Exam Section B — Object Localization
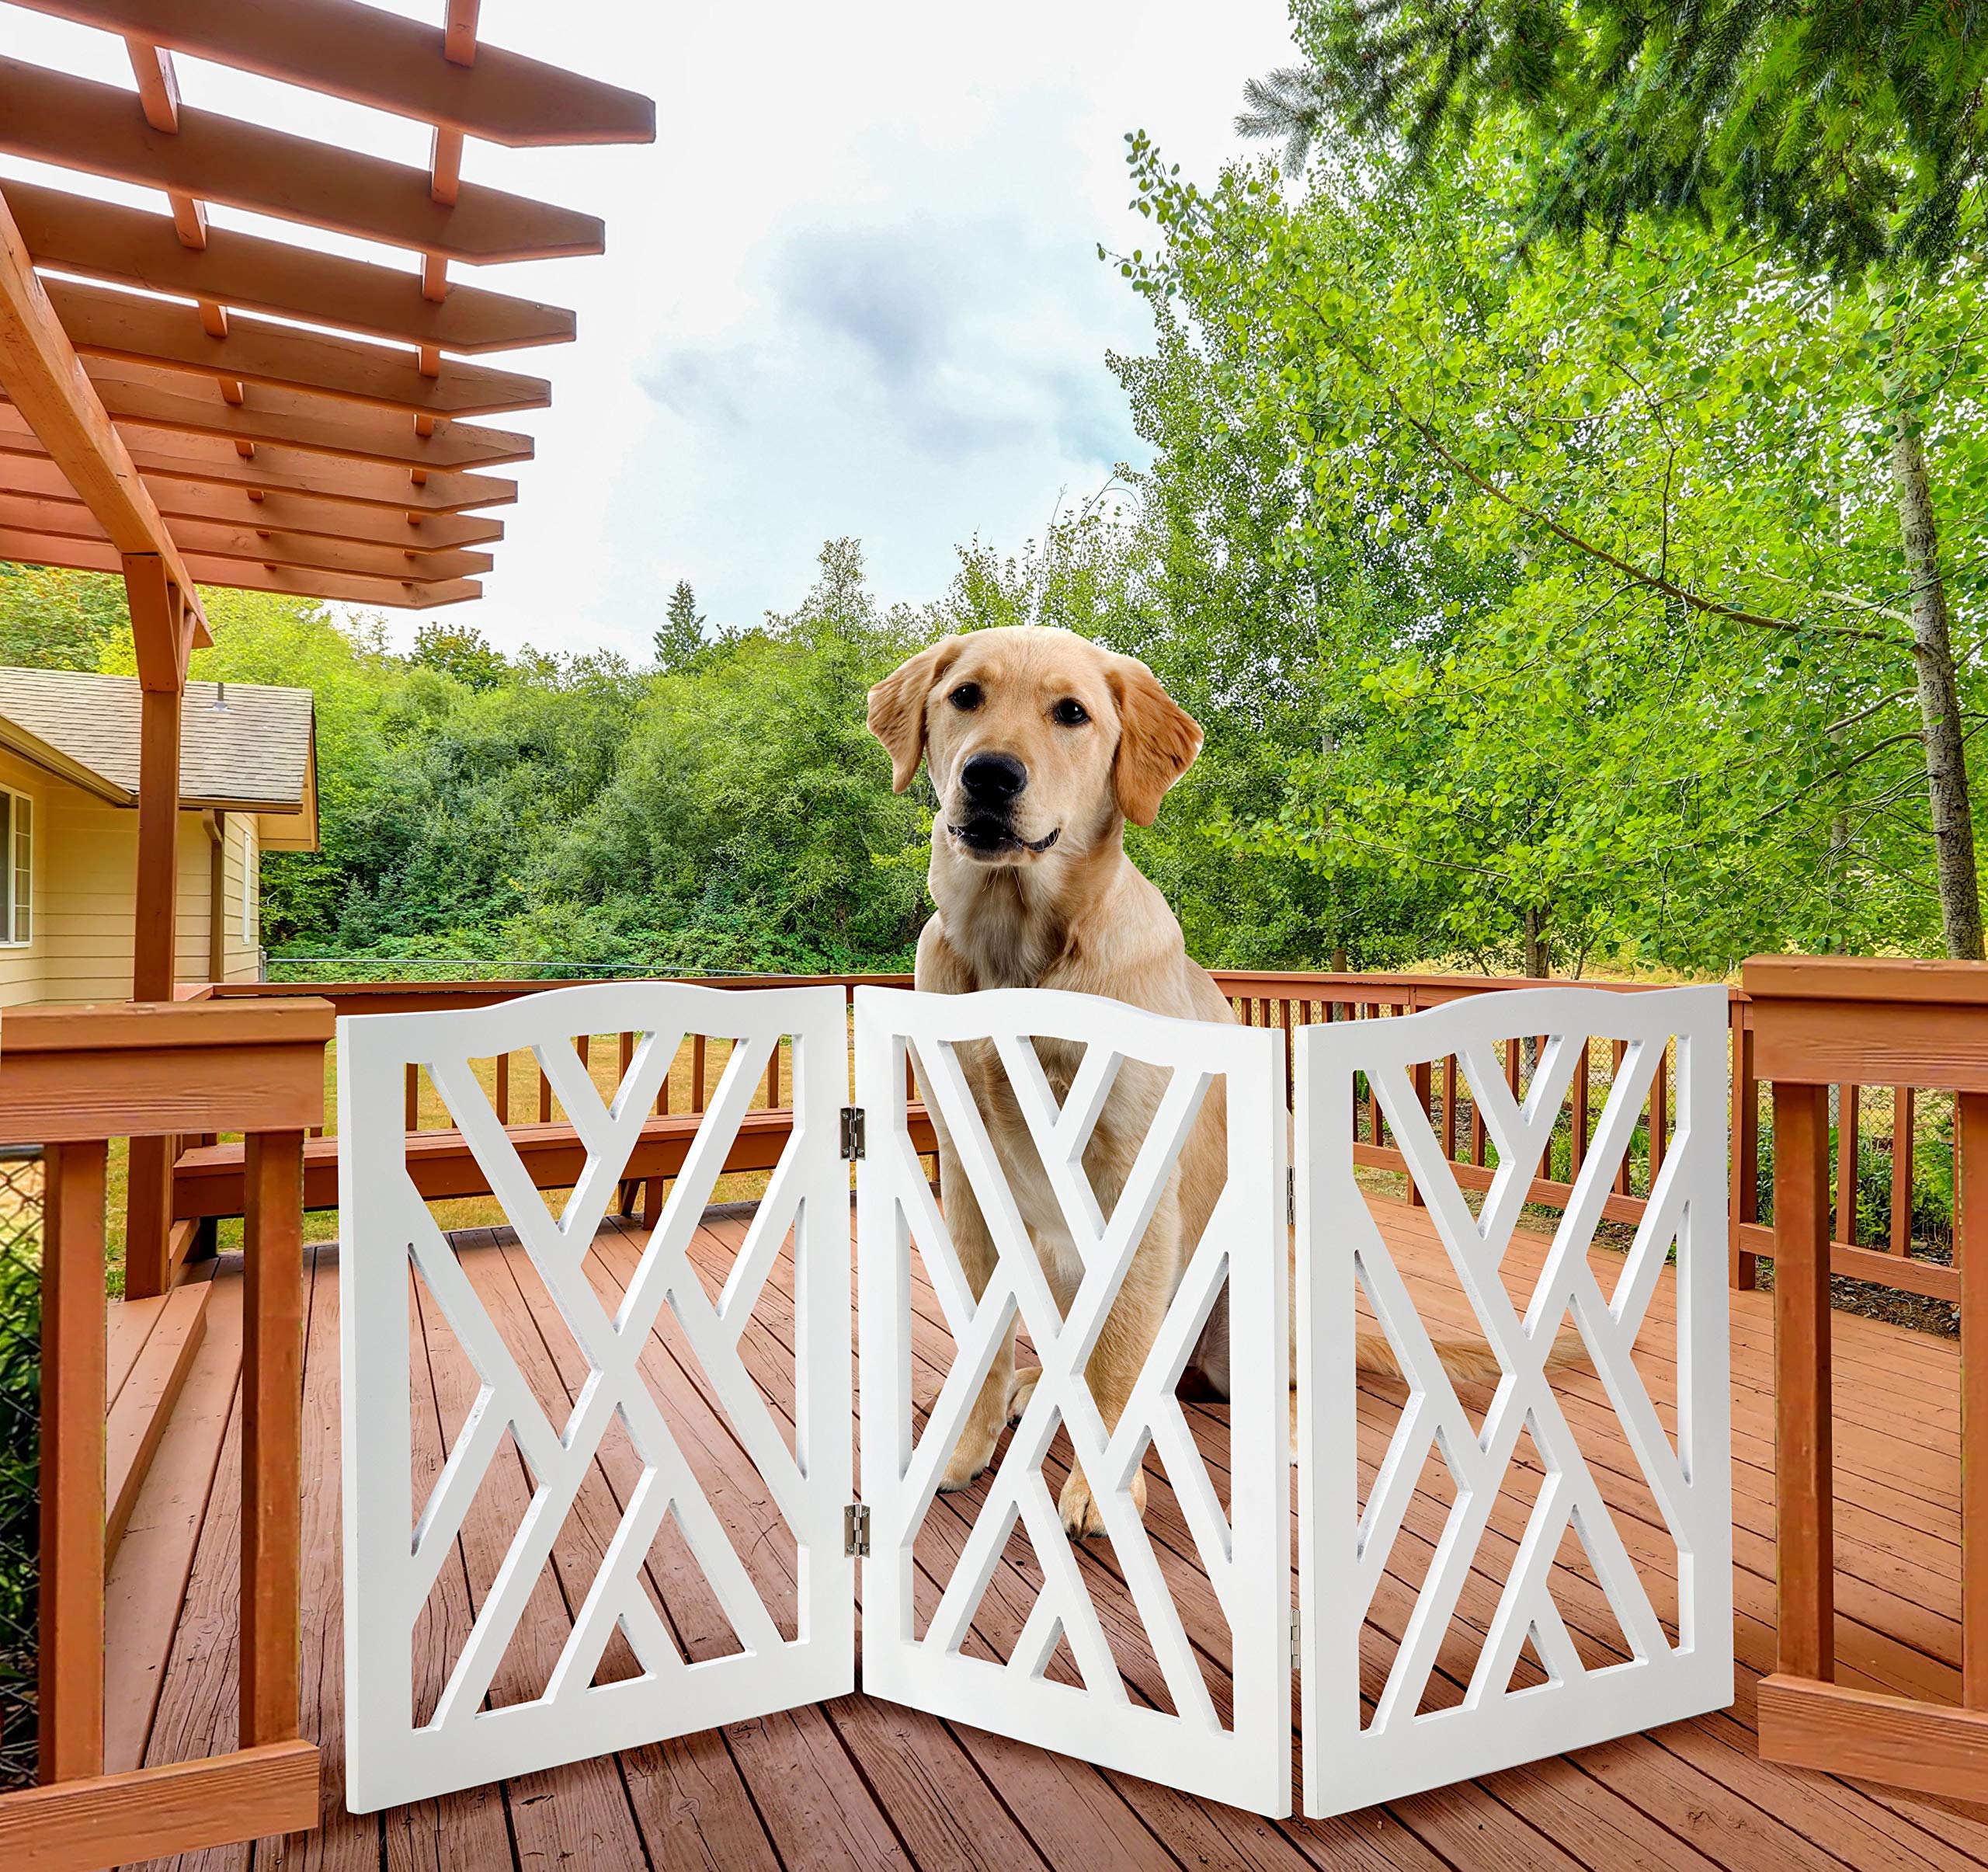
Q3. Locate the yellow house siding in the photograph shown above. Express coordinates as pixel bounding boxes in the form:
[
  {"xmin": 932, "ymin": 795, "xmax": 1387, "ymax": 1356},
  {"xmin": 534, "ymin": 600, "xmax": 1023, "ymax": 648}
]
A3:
[
  {"xmin": 39, "ymin": 779, "xmax": 136, "ymax": 1003},
  {"xmin": 36, "ymin": 785, "xmax": 263, "ymax": 1003},
  {"xmin": 219, "ymin": 812, "xmax": 261, "ymax": 983},
  {"xmin": 0, "ymin": 747, "xmax": 43, "ymax": 1007}
]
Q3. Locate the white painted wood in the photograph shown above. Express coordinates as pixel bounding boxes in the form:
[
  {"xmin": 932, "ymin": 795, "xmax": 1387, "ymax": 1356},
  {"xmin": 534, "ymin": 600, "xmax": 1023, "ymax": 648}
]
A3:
[
  {"xmin": 339, "ymin": 982, "xmax": 853, "ymax": 1814},
  {"xmin": 1296, "ymin": 985, "xmax": 1733, "ymax": 1817},
  {"xmin": 854, "ymin": 985, "xmax": 1291, "ymax": 1818}
]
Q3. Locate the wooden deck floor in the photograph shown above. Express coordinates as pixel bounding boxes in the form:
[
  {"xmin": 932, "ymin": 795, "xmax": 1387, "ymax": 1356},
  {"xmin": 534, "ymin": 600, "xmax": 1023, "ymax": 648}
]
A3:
[{"xmin": 102, "ymin": 1195, "xmax": 1988, "ymax": 1872}]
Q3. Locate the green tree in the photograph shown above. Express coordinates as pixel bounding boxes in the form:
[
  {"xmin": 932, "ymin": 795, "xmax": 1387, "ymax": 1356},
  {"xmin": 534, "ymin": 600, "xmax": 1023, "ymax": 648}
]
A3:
[
  {"xmin": 1253, "ymin": 0, "xmax": 1988, "ymax": 956},
  {"xmin": 0, "ymin": 562, "xmax": 126, "ymax": 669},
  {"xmin": 653, "ymin": 579, "xmax": 707, "ymax": 670},
  {"xmin": 1281, "ymin": 0, "xmax": 1988, "ymax": 274},
  {"xmin": 411, "ymin": 620, "xmax": 507, "ymax": 691},
  {"xmin": 1116, "ymin": 137, "xmax": 1970, "ymax": 969}
]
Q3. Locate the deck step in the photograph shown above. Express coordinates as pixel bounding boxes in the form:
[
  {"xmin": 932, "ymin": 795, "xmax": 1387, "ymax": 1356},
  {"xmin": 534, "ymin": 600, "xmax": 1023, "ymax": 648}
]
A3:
[{"xmin": 106, "ymin": 1279, "xmax": 213, "ymax": 1563}]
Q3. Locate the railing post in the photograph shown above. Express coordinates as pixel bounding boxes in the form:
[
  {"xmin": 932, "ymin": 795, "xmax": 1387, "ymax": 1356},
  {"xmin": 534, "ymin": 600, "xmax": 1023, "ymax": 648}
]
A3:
[
  {"xmin": 1774, "ymin": 1078, "xmax": 1834, "ymax": 1686},
  {"xmin": 241, "ymin": 1128, "xmax": 304, "ymax": 1748},
  {"xmin": 1960, "ymin": 1092, "xmax": 1988, "ymax": 1707},
  {"xmin": 39, "ymin": 1139, "xmax": 108, "ymax": 1783},
  {"xmin": 123, "ymin": 1133, "xmax": 173, "ymax": 1301}
]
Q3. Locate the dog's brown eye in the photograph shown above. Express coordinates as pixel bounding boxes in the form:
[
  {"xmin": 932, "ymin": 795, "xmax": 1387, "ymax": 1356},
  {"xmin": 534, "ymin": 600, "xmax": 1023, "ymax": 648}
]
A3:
[
  {"xmin": 949, "ymin": 683, "xmax": 982, "ymax": 711},
  {"xmin": 1052, "ymin": 697, "xmax": 1088, "ymax": 726}
]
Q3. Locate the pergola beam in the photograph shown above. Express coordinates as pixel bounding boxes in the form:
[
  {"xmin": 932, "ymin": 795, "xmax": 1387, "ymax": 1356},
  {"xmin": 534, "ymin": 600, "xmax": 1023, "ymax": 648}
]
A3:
[
  {"xmin": 15, "ymin": 0, "xmax": 655, "ymax": 148},
  {"xmin": 53, "ymin": 361, "xmax": 537, "ymax": 468},
  {"xmin": 6, "ymin": 182, "xmax": 576, "ymax": 354},
  {"xmin": 45, "ymin": 276, "xmax": 553, "ymax": 416},
  {"xmin": 0, "ymin": 525, "xmax": 481, "ymax": 607},
  {"xmin": 0, "ymin": 58, "xmax": 607, "ymax": 264},
  {"xmin": 0, "ymin": 415, "xmax": 518, "ymax": 511}
]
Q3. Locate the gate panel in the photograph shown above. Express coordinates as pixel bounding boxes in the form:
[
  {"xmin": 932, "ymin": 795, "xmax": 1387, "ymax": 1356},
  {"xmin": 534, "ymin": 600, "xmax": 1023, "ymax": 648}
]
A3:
[
  {"xmin": 1296, "ymin": 985, "xmax": 1733, "ymax": 1815},
  {"xmin": 340, "ymin": 982, "xmax": 850, "ymax": 1814},
  {"xmin": 855, "ymin": 985, "xmax": 1291, "ymax": 1817}
]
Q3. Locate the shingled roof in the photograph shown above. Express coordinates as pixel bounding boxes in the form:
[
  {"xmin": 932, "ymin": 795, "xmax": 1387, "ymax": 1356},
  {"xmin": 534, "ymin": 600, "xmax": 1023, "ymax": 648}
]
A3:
[{"xmin": 0, "ymin": 664, "xmax": 315, "ymax": 816}]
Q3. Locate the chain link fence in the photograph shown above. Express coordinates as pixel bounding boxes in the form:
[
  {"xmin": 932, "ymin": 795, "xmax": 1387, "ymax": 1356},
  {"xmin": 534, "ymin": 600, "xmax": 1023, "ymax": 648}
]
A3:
[{"xmin": 0, "ymin": 1146, "xmax": 42, "ymax": 1790}]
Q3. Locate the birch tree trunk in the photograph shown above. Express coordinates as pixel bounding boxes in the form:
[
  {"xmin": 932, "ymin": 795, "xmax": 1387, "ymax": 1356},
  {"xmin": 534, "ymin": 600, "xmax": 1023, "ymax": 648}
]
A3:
[{"xmin": 1891, "ymin": 413, "xmax": 1984, "ymax": 959}]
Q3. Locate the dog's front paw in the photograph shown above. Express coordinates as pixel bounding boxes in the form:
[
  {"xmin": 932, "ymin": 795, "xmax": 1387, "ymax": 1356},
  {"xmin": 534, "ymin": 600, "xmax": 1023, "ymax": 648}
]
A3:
[
  {"xmin": 1057, "ymin": 1463, "xmax": 1146, "ymax": 1540},
  {"xmin": 1007, "ymin": 1364, "xmax": 1042, "ymax": 1424},
  {"xmin": 937, "ymin": 1421, "xmax": 1002, "ymax": 1494}
]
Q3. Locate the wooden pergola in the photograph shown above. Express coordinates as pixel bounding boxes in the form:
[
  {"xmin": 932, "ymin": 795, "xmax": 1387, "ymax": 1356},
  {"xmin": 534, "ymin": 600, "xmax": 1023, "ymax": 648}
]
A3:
[{"xmin": 0, "ymin": 0, "xmax": 652, "ymax": 1292}]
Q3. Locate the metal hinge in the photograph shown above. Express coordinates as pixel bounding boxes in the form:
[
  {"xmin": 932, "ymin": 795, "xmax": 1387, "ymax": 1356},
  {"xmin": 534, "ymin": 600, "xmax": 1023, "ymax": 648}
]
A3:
[
  {"xmin": 840, "ymin": 1106, "xmax": 866, "ymax": 1160},
  {"xmin": 844, "ymin": 1502, "xmax": 871, "ymax": 1557}
]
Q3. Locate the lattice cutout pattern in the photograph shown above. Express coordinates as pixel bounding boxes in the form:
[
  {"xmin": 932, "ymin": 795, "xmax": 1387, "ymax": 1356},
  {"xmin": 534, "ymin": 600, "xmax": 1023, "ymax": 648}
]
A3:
[
  {"xmin": 341, "ymin": 982, "xmax": 851, "ymax": 1815},
  {"xmin": 855, "ymin": 986, "xmax": 1291, "ymax": 1818},
  {"xmin": 1296, "ymin": 984, "xmax": 1733, "ymax": 1817}
]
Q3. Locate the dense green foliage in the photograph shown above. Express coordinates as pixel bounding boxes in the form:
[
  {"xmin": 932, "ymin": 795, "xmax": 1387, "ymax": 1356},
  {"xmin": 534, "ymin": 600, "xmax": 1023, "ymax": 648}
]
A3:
[{"xmin": 1268, "ymin": 0, "xmax": 1988, "ymax": 276}]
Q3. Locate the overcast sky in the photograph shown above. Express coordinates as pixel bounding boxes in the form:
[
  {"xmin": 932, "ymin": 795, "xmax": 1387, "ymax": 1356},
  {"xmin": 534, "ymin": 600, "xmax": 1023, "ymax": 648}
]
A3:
[{"xmin": 2, "ymin": 2, "xmax": 1296, "ymax": 658}]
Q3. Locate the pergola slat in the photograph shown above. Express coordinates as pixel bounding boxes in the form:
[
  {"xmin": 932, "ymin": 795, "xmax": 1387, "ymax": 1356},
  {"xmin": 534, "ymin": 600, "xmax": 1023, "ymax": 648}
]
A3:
[
  {"xmin": 5, "ymin": 182, "xmax": 575, "ymax": 354},
  {"xmin": 0, "ymin": 495, "xmax": 493, "ymax": 579},
  {"xmin": 0, "ymin": 456, "xmax": 505, "ymax": 545},
  {"xmin": 44, "ymin": 277, "xmax": 553, "ymax": 416},
  {"xmin": 0, "ymin": 415, "xmax": 519, "ymax": 512},
  {"xmin": 0, "ymin": 524, "xmax": 481, "ymax": 607},
  {"xmin": 0, "ymin": 58, "xmax": 607, "ymax": 264},
  {"xmin": 56, "ymin": 362, "xmax": 536, "ymax": 468},
  {"xmin": 16, "ymin": 0, "xmax": 656, "ymax": 148}
]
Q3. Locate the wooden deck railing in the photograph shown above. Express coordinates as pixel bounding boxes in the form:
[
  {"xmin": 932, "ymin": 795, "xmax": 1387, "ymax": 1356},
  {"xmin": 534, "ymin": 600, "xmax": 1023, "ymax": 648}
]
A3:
[
  {"xmin": 0, "ymin": 998, "xmax": 331, "ymax": 1872},
  {"xmin": 188, "ymin": 967, "xmax": 1767, "ymax": 1279},
  {"xmin": 1746, "ymin": 956, "xmax": 1988, "ymax": 1799},
  {"xmin": 179, "ymin": 968, "xmax": 1976, "ymax": 1327}
]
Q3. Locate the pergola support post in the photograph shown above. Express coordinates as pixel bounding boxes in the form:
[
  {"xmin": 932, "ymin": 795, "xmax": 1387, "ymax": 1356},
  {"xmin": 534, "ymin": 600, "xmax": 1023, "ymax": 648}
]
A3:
[{"xmin": 125, "ymin": 549, "xmax": 188, "ymax": 1298}]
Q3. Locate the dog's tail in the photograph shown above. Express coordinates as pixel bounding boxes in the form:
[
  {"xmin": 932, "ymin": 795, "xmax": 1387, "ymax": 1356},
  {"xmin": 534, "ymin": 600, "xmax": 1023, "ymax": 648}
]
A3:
[{"xmin": 1352, "ymin": 1329, "xmax": 1588, "ymax": 1387}]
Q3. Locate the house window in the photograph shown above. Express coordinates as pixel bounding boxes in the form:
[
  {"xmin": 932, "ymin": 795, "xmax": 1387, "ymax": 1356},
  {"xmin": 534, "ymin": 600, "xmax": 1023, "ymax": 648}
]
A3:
[
  {"xmin": 0, "ymin": 788, "xmax": 30, "ymax": 945},
  {"xmin": 241, "ymin": 820, "xmax": 254, "ymax": 945}
]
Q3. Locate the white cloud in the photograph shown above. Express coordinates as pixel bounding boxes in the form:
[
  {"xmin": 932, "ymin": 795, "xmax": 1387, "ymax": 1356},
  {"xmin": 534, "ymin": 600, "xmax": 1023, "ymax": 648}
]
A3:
[{"xmin": 0, "ymin": 0, "xmax": 1295, "ymax": 655}]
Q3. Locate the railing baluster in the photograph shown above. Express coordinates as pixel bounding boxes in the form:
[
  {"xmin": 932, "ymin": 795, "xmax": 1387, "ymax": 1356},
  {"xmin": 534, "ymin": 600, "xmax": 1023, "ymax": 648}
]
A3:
[
  {"xmin": 1367, "ymin": 1009, "xmax": 1382, "ymax": 1146},
  {"xmin": 1892, "ymin": 1085, "xmax": 1915, "ymax": 1257},
  {"xmin": 241, "ymin": 1128, "xmax": 304, "ymax": 1747},
  {"xmin": 1731, "ymin": 1010, "xmax": 1759, "ymax": 1290},
  {"xmin": 1442, "ymin": 1053, "xmax": 1458, "ymax": 1162},
  {"xmin": 495, "ymin": 1050, "xmax": 510, "ymax": 1125},
  {"xmin": 1570, "ymin": 1038, "xmax": 1589, "ymax": 1181},
  {"xmin": 693, "ymin": 1033, "xmax": 707, "ymax": 1112},
  {"xmin": 1613, "ymin": 1039, "xmax": 1632, "ymax": 1196},
  {"xmin": 39, "ymin": 1138, "xmax": 108, "ymax": 1784},
  {"xmin": 1837, "ymin": 1084, "xmax": 1860, "ymax": 1247},
  {"xmin": 404, "ymin": 1063, "xmax": 419, "ymax": 1133},
  {"xmin": 1649, "ymin": 1039, "xmax": 1668, "ymax": 1191},
  {"xmin": 766, "ymin": 1036, "xmax": 781, "ymax": 1110},
  {"xmin": 539, "ymin": 1056, "xmax": 553, "ymax": 1124},
  {"xmin": 1409, "ymin": 1059, "xmax": 1432, "ymax": 1206}
]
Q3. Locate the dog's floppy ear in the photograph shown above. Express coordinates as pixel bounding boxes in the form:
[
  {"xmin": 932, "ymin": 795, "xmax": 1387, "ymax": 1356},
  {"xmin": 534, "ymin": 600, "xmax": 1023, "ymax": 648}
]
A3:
[
  {"xmin": 1108, "ymin": 656, "xmax": 1203, "ymax": 826},
  {"xmin": 867, "ymin": 635, "xmax": 964, "ymax": 792}
]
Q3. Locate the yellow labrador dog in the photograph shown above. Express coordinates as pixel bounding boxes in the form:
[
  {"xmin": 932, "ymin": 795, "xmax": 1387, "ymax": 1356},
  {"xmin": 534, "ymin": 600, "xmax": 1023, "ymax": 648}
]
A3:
[{"xmin": 868, "ymin": 625, "xmax": 1507, "ymax": 1538}]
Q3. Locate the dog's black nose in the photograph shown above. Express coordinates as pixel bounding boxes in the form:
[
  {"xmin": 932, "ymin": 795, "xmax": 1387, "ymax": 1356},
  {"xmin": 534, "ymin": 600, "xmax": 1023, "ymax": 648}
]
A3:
[{"xmin": 961, "ymin": 752, "xmax": 1027, "ymax": 802}]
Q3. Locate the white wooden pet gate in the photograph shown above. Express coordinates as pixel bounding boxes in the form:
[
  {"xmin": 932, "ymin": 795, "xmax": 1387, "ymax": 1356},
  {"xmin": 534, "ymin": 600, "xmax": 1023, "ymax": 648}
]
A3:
[{"xmin": 339, "ymin": 979, "xmax": 1732, "ymax": 1821}]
